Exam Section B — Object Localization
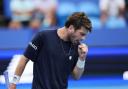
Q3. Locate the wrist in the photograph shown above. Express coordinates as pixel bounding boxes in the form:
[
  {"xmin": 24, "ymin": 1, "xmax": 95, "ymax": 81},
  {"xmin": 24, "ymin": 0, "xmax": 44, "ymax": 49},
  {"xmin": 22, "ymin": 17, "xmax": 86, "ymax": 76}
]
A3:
[
  {"xmin": 76, "ymin": 57, "xmax": 85, "ymax": 69},
  {"xmin": 11, "ymin": 75, "xmax": 20, "ymax": 84}
]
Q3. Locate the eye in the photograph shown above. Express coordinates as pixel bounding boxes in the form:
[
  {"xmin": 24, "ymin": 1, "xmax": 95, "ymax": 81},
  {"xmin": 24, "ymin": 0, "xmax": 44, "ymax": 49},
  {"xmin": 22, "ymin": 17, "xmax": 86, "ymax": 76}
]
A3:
[{"xmin": 80, "ymin": 33, "xmax": 85, "ymax": 36}]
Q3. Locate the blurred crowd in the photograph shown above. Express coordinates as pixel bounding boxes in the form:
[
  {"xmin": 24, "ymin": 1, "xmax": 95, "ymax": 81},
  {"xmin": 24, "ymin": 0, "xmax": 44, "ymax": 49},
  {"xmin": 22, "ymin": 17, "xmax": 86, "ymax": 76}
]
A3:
[
  {"xmin": 9, "ymin": 0, "xmax": 58, "ymax": 30},
  {"xmin": 0, "ymin": 0, "xmax": 58, "ymax": 31},
  {"xmin": 100, "ymin": 0, "xmax": 127, "ymax": 28},
  {"xmin": 0, "ymin": 0, "xmax": 128, "ymax": 31}
]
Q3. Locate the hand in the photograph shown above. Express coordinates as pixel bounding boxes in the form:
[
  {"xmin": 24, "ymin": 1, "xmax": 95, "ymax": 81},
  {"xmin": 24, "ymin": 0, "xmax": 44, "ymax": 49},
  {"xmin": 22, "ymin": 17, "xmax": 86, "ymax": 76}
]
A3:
[
  {"xmin": 9, "ymin": 83, "xmax": 16, "ymax": 89},
  {"xmin": 78, "ymin": 43, "xmax": 88, "ymax": 60}
]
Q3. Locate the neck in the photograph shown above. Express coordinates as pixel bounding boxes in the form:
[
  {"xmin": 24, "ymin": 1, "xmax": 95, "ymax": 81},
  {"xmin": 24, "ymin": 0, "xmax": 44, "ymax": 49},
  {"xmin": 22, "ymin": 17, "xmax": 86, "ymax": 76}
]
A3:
[{"xmin": 57, "ymin": 27, "xmax": 69, "ymax": 41}]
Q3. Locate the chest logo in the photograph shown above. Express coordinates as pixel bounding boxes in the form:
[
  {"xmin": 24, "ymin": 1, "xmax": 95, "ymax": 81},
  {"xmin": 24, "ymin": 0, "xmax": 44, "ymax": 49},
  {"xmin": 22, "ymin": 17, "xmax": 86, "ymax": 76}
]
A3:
[{"xmin": 69, "ymin": 56, "xmax": 72, "ymax": 60}]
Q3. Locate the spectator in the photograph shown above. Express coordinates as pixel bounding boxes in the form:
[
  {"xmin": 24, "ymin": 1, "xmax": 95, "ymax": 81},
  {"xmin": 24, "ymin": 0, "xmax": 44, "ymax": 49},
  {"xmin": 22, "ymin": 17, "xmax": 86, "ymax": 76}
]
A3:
[
  {"xmin": 10, "ymin": 0, "xmax": 35, "ymax": 28},
  {"xmin": 99, "ymin": 0, "xmax": 126, "ymax": 27},
  {"xmin": 8, "ymin": 20, "xmax": 22, "ymax": 30},
  {"xmin": 29, "ymin": 19, "xmax": 42, "ymax": 31},
  {"xmin": 125, "ymin": 0, "xmax": 128, "ymax": 25},
  {"xmin": 33, "ymin": 0, "xmax": 58, "ymax": 27}
]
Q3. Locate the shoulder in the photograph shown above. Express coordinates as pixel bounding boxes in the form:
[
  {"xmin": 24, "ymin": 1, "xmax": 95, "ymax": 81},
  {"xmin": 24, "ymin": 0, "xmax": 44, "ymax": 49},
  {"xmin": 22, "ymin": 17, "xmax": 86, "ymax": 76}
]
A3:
[{"xmin": 38, "ymin": 30, "xmax": 57, "ymax": 36}]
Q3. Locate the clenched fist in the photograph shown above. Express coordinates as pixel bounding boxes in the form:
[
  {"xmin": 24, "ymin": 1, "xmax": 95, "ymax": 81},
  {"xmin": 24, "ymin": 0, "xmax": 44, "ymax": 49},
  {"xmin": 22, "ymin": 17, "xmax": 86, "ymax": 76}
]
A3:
[{"xmin": 78, "ymin": 43, "xmax": 88, "ymax": 60}]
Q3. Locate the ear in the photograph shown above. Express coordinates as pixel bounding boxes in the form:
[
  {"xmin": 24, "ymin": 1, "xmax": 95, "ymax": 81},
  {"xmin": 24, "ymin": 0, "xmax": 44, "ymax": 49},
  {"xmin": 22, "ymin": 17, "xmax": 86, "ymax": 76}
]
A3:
[{"xmin": 68, "ymin": 25, "xmax": 75, "ymax": 32}]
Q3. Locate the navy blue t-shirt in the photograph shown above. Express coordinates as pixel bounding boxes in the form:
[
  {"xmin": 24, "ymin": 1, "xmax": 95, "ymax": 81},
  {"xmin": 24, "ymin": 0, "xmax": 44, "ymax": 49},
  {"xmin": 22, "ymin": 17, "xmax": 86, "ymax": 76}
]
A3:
[{"xmin": 24, "ymin": 30, "xmax": 79, "ymax": 89}]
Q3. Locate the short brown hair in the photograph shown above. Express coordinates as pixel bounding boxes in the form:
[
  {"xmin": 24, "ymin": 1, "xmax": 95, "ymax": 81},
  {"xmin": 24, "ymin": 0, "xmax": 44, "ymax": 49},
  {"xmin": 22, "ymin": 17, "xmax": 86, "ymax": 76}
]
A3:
[{"xmin": 65, "ymin": 12, "xmax": 92, "ymax": 32}]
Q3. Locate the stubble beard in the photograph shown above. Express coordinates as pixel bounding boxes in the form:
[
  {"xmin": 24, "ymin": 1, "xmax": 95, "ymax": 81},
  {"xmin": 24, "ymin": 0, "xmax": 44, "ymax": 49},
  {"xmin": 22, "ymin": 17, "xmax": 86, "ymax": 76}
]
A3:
[{"xmin": 69, "ymin": 35, "xmax": 79, "ymax": 45}]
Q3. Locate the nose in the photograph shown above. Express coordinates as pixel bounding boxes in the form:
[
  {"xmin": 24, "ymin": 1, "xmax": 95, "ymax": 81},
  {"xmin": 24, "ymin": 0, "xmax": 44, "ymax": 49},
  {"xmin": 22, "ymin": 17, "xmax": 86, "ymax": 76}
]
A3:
[{"xmin": 81, "ymin": 36, "xmax": 85, "ymax": 40}]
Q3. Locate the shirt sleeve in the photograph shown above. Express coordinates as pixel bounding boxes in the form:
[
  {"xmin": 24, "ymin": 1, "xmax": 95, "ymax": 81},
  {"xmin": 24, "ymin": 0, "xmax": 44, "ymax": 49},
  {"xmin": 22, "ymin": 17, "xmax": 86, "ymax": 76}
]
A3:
[{"xmin": 23, "ymin": 32, "xmax": 43, "ymax": 62}]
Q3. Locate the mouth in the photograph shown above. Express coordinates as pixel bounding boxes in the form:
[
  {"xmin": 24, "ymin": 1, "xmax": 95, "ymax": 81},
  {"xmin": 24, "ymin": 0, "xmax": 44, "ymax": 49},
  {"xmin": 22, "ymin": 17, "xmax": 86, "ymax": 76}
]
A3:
[{"xmin": 72, "ymin": 40, "xmax": 80, "ymax": 45}]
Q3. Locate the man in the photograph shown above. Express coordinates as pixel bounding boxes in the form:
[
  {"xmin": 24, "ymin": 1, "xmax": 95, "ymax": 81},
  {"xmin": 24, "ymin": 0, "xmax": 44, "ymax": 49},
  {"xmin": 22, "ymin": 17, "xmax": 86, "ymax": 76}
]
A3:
[{"xmin": 9, "ymin": 12, "xmax": 92, "ymax": 89}]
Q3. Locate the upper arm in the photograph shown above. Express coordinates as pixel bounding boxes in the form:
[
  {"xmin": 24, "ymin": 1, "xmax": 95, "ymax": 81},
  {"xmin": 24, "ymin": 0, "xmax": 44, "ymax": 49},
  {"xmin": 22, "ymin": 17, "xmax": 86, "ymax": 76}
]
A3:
[{"xmin": 23, "ymin": 32, "xmax": 43, "ymax": 62}]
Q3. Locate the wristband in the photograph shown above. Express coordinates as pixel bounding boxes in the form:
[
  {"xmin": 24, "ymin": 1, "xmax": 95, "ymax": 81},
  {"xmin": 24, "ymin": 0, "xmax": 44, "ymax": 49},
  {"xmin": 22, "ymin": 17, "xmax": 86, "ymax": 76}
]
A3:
[
  {"xmin": 11, "ymin": 75, "xmax": 20, "ymax": 84},
  {"xmin": 76, "ymin": 58, "xmax": 85, "ymax": 68}
]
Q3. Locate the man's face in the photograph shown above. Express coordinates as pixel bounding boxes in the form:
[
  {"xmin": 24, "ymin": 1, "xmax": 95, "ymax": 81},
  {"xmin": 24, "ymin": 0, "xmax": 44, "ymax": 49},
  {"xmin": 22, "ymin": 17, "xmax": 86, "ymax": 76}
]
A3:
[{"xmin": 68, "ymin": 26, "xmax": 88, "ymax": 45}]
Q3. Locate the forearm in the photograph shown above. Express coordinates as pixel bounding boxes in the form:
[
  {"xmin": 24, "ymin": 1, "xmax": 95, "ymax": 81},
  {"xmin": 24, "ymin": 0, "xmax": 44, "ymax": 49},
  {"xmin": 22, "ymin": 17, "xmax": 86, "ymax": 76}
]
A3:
[
  {"xmin": 72, "ymin": 43, "xmax": 88, "ymax": 79},
  {"xmin": 11, "ymin": 55, "xmax": 29, "ymax": 85},
  {"xmin": 72, "ymin": 57, "xmax": 85, "ymax": 80},
  {"xmin": 14, "ymin": 55, "xmax": 29, "ymax": 76},
  {"xmin": 72, "ymin": 66, "xmax": 84, "ymax": 80},
  {"xmin": 10, "ymin": 55, "xmax": 29, "ymax": 89}
]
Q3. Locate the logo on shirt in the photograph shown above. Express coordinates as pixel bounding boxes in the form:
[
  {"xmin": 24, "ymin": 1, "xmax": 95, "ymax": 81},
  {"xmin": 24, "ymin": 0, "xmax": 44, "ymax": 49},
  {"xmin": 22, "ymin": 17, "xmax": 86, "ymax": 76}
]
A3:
[
  {"xmin": 29, "ymin": 42, "xmax": 37, "ymax": 50},
  {"xmin": 69, "ymin": 56, "xmax": 72, "ymax": 60}
]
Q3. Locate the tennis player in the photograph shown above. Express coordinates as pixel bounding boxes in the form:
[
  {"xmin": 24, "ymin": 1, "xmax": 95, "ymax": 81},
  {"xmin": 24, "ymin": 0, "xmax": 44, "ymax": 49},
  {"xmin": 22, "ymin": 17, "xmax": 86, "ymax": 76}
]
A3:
[{"xmin": 9, "ymin": 12, "xmax": 92, "ymax": 89}]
